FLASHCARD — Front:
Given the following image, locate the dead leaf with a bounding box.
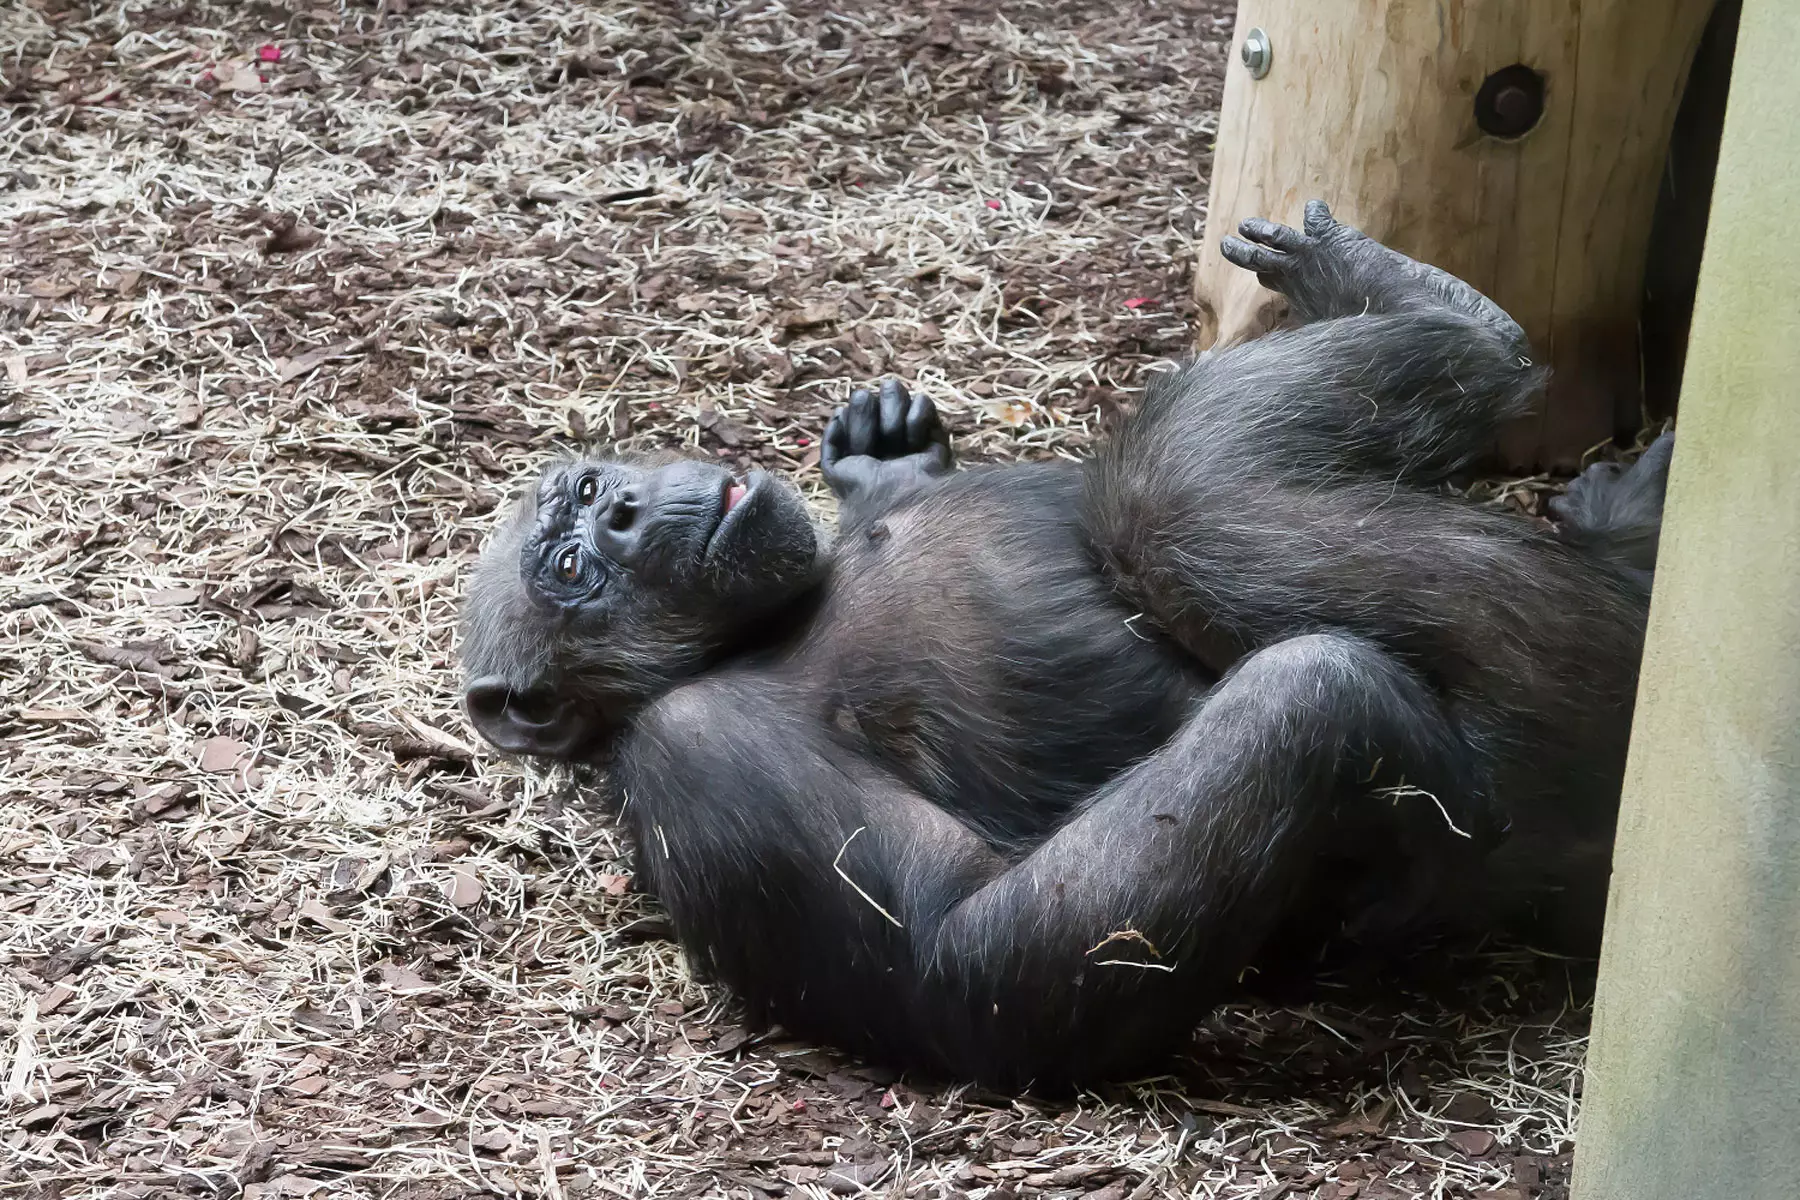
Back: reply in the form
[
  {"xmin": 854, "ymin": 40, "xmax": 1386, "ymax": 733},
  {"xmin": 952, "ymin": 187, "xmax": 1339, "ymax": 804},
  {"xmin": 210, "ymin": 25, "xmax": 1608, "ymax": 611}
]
[
  {"xmin": 140, "ymin": 782, "xmax": 196, "ymax": 816},
  {"xmin": 76, "ymin": 640, "xmax": 192, "ymax": 679},
  {"xmin": 374, "ymin": 1072, "xmax": 415, "ymax": 1089},
  {"xmin": 380, "ymin": 963, "xmax": 432, "ymax": 993},
  {"xmin": 17, "ymin": 1104, "xmax": 65, "ymax": 1128},
  {"xmin": 694, "ymin": 408, "xmax": 746, "ymax": 446},
  {"xmin": 107, "ymin": 405, "xmax": 155, "ymax": 435},
  {"xmin": 3, "ymin": 356, "xmax": 25, "ymax": 384},
  {"xmin": 20, "ymin": 709, "xmax": 94, "ymax": 723},
  {"xmin": 329, "ymin": 854, "xmax": 388, "ymax": 893},
  {"xmin": 598, "ymin": 873, "xmax": 632, "ymax": 897},
  {"xmin": 277, "ymin": 337, "xmax": 372, "ymax": 382},
  {"xmin": 396, "ymin": 712, "xmax": 477, "ymax": 761},
  {"xmin": 824, "ymin": 1162, "xmax": 888, "ymax": 1193},
  {"xmin": 519, "ymin": 1098, "xmax": 581, "ymax": 1117},
  {"xmin": 213, "ymin": 61, "xmax": 266, "ymax": 94},
  {"xmin": 445, "ymin": 865, "xmax": 482, "ymax": 908},
  {"xmin": 144, "ymin": 587, "xmax": 202, "ymax": 607},
  {"xmin": 26, "ymin": 279, "xmax": 75, "ymax": 300},
  {"xmin": 675, "ymin": 291, "xmax": 723, "ymax": 313},
  {"xmin": 1446, "ymin": 1129, "xmax": 1497, "ymax": 1156},
  {"xmin": 294, "ymin": 897, "xmax": 350, "ymax": 935},
  {"xmin": 286, "ymin": 1075, "xmax": 330, "ymax": 1096},
  {"xmin": 779, "ymin": 302, "xmax": 841, "ymax": 330},
  {"xmin": 36, "ymin": 984, "xmax": 76, "ymax": 1015},
  {"xmin": 197, "ymin": 736, "xmax": 252, "ymax": 774}
]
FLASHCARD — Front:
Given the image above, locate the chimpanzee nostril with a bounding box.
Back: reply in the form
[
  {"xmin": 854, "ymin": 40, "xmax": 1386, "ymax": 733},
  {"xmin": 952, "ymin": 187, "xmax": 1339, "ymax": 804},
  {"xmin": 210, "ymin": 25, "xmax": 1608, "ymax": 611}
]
[
  {"xmin": 464, "ymin": 679, "xmax": 513, "ymax": 721},
  {"xmin": 607, "ymin": 494, "xmax": 638, "ymax": 532},
  {"xmin": 509, "ymin": 690, "xmax": 562, "ymax": 723}
]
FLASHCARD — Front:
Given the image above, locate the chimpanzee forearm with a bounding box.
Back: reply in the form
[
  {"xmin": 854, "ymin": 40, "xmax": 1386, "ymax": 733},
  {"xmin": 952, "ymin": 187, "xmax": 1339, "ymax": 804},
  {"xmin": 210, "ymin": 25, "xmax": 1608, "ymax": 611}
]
[{"xmin": 614, "ymin": 634, "xmax": 1490, "ymax": 1088}]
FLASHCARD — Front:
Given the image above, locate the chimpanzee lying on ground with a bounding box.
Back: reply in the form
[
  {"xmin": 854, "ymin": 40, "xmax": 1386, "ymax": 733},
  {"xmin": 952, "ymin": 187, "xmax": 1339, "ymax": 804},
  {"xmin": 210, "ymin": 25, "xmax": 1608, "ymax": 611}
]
[{"xmin": 459, "ymin": 201, "xmax": 1671, "ymax": 1088}]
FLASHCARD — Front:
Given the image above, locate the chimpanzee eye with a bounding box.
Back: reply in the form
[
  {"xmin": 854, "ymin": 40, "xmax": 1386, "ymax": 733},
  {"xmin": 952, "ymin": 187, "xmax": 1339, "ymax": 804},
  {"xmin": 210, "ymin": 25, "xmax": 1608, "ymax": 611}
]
[
  {"xmin": 577, "ymin": 475, "xmax": 599, "ymax": 505},
  {"xmin": 556, "ymin": 546, "xmax": 582, "ymax": 582}
]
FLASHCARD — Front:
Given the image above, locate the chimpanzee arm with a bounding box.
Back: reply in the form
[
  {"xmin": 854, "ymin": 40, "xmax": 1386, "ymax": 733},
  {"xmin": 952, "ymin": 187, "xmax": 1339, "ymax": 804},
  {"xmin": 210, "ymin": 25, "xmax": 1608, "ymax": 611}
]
[
  {"xmin": 821, "ymin": 380, "xmax": 954, "ymax": 530},
  {"xmin": 613, "ymin": 633, "xmax": 1492, "ymax": 1089}
]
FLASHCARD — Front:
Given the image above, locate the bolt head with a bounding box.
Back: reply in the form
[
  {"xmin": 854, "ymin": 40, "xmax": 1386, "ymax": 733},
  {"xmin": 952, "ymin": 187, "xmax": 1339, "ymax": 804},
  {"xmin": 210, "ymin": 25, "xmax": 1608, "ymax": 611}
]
[{"xmin": 1241, "ymin": 28, "xmax": 1272, "ymax": 79}]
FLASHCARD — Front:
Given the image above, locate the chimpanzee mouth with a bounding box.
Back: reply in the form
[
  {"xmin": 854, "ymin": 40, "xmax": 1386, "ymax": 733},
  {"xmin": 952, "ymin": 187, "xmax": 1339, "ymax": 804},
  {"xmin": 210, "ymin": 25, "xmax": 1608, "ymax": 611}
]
[{"xmin": 704, "ymin": 473, "xmax": 756, "ymax": 559}]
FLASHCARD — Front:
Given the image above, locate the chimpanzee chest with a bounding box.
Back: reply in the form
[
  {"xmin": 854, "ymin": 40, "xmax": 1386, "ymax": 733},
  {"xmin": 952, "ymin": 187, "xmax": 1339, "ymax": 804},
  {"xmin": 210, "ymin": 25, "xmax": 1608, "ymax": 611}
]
[{"xmin": 809, "ymin": 472, "xmax": 1207, "ymax": 845}]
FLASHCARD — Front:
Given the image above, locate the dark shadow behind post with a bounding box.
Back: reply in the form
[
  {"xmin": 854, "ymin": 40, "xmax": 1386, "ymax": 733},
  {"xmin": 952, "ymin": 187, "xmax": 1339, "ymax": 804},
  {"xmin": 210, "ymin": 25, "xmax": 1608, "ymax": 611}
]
[{"xmin": 1639, "ymin": 0, "xmax": 1742, "ymax": 427}]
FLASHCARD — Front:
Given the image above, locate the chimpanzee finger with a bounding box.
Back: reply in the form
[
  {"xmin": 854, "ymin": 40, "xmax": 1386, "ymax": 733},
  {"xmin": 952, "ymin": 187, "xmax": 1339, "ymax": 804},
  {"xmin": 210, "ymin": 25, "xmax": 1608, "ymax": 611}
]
[
  {"xmin": 878, "ymin": 379, "xmax": 908, "ymax": 455},
  {"xmin": 905, "ymin": 391, "xmax": 944, "ymax": 452},
  {"xmin": 1302, "ymin": 198, "xmax": 1337, "ymax": 238},
  {"xmin": 1238, "ymin": 215, "xmax": 1309, "ymax": 253},
  {"xmin": 844, "ymin": 388, "xmax": 878, "ymax": 455},
  {"xmin": 914, "ymin": 439, "xmax": 953, "ymax": 473},
  {"xmin": 1220, "ymin": 235, "xmax": 1285, "ymax": 276},
  {"xmin": 821, "ymin": 410, "xmax": 849, "ymax": 468}
]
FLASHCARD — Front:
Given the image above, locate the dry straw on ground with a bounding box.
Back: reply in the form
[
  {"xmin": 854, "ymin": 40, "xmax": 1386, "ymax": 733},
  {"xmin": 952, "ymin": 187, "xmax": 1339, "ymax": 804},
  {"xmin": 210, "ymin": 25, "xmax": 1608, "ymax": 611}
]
[{"xmin": 2, "ymin": 2, "xmax": 1584, "ymax": 1197}]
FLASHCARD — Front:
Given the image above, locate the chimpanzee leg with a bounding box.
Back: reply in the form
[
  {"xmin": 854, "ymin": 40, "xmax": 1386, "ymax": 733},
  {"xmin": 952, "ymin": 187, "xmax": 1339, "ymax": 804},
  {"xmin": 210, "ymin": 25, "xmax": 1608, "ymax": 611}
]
[
  {"xmin": 1183, "ymin": 200, "xmax": 1544, "ymax": 480},
  {"xmin": 617, "ymin": 633, "xmax": 1493, "ymax": 1088},
  {"xmin": 1134, "ymin": 307, "xmax": 1542, "ymax": 481},
  {"xmin": 1083, "ymin": 316, "xmax": 1646, "ymax": 690}
]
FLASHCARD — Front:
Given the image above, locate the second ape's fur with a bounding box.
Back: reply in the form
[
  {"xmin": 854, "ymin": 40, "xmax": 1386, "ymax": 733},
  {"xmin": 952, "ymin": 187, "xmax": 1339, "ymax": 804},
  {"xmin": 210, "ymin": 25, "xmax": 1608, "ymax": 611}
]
[{"xmin": 461, "ymin": 202, "xmax": 1668, "ymax": 1088}]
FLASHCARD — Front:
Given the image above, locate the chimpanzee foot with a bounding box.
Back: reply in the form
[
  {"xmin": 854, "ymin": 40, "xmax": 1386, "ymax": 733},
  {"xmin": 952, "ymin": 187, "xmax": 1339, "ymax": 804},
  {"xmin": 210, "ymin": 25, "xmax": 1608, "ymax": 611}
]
[
  {"xmin": 821, "ymin": 379, "xmax": 953, "ymax": 504},
  {"xmin": 1221, "ymin": 199, "xmax": 1528, "ymax": 352},
  {"xmin": 1550, "ymin": 431, "xmax": 1674, "ymax": 576}
]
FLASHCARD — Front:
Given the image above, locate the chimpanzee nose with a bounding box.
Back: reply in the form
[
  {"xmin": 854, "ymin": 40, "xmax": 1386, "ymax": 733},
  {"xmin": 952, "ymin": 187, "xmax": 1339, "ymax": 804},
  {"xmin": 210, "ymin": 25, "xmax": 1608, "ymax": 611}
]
[
  {"xmin": 603, "ymin": 490, "xmax": 639, "ymax": 533},
  {"xmin": 593, "ymin": 485, "xmax": 647, "ymax": 563}
]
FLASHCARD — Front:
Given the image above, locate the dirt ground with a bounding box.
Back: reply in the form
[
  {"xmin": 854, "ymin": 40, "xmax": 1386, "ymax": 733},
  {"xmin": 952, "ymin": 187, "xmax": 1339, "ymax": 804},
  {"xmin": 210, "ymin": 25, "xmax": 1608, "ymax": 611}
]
[{"xmin": 1, "ymin": 2, "xmax": 1588, "ymax": 1197}]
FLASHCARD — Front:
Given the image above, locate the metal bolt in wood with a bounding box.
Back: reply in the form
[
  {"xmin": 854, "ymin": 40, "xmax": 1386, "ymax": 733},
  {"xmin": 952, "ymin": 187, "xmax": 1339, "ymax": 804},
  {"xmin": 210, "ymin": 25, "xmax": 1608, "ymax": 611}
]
[{"xmin": 1241, "ymin": 28, "xmax": 1272, "ymax": 79}]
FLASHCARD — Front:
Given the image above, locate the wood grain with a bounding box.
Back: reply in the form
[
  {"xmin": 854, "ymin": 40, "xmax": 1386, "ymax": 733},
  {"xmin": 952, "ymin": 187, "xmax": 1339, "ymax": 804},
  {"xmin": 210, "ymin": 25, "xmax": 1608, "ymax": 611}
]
[{"xmin": 1194, "ymin": 0, "xmax": 1716, "ymax": 469}]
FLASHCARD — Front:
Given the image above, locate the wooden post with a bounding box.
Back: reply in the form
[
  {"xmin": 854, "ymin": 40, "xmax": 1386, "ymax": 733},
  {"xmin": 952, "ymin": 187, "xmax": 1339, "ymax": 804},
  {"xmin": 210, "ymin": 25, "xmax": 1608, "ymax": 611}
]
[
  {"xmin": 1194, "ymin": 0, "xmax": 1716, "ymax": 470},
  {"xmin": 1571, "ymin": 2, "xmax": 1800, "ymax": 1197}
]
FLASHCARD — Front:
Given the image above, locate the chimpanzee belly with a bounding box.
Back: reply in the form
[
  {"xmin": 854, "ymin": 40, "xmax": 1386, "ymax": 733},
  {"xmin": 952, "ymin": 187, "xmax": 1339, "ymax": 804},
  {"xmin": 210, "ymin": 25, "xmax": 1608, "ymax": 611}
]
[{"xmin": 799, "ymin": 465, "xmax": 1210, "ymax": 848}]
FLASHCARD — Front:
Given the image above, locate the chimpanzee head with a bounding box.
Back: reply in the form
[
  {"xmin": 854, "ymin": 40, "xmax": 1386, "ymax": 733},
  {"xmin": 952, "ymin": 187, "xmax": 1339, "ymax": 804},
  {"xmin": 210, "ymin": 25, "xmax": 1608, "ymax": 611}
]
[{"xmin": 460, "ymin": 453, "xmax": 821, "ymax": 759}]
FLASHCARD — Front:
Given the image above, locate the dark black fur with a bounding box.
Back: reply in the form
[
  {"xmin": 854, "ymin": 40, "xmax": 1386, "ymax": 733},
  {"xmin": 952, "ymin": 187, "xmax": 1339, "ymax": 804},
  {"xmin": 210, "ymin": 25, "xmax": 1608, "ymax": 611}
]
[{"xmin": 460, "ymin": 202, "xmax": 1669, "ymax": 1089}]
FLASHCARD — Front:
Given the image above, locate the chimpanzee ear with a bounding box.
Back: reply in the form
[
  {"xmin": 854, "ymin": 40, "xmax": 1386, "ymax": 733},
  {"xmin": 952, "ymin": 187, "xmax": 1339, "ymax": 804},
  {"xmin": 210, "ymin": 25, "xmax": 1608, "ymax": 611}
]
[{"xmin": 464, "ymin": 676, "xmax": 593, "ymax": 759}]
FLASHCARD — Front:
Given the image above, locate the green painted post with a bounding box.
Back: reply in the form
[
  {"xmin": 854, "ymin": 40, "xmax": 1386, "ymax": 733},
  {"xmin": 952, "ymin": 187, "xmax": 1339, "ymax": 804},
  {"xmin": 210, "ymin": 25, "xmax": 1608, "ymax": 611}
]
[{"xmin": 1570, "ymin": 2, "xmax": 1800, "ymax": 1197}]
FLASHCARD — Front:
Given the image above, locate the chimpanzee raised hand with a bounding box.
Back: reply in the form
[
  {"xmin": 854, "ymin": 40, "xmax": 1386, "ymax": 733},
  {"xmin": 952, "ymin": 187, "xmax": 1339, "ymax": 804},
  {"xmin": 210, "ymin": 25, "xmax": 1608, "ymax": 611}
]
[
  {"xmin": 460, "ymin": 201, "xmax": 1669, "ymax": 1088},
  {"xmin": 821, "ymin": 378, "xmax": 954, "ymax": 525}
]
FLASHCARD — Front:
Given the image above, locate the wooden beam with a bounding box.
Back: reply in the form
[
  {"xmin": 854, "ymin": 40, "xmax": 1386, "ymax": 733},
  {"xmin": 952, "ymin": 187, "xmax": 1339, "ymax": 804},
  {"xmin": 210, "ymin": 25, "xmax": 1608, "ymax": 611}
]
[
  {"xmin": 1571, "ymin": 2, "xmax": 1800, "ymax": 1197},
  {"xmin": 1193, "ymin": 0, "xmax": 1714, "ymax": 470}
]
